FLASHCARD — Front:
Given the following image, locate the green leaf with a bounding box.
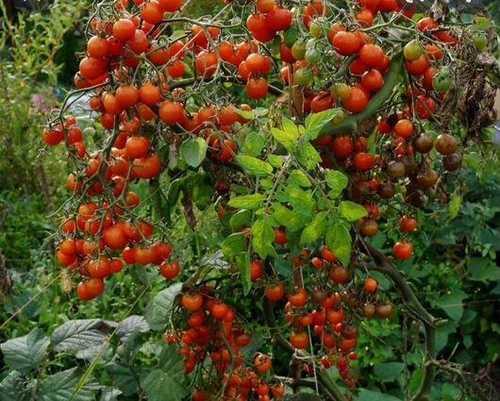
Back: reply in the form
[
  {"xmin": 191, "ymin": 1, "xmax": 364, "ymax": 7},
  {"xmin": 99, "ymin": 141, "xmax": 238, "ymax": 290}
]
[
  {"xmin": 51, "ymin": 319, "xmax": 110, "ymax": 353},
  {"xmin": 356, "ymin": 388, "xmax": 402, "ymax": 401},
  {"xmin": 373, "ymin": 362, "xmax": 404, "ymax": 382},
  {"xmin": 221, "ymin": 233, "xmax": 247, "ymax": 258},
  {"xmin": 100, "ymin": 388, "xmax": 122, "ymax": 401},
  {"xmin": 252, "ymin": 219, "xmax": 275, "ymax": 259},
  {"xmin": 0, "ymin": 371, "xmax": 31, "ymax": 401},
  {"xmin": 105, "ymin": 364, "xmax": 138, "ymax": 396},
  {"xmin": 116, "ymin": 315, "xmax": 150, "ymax": 342},
  {"xmin": 435, "ymin": 320, "xmax": 458, "ymax": 352},
  {"xmin": 144, "ymin": 283, "xmax": 183, "ymax": 331},
  {"xmin": 180, "ymin": 137, "xmax": 208, "ymax": 168},
  {"xmin": 235, "ymin": 154, "xmax": 273, "ymax": 177},
  {"xmin": 273, "ymin": 204, "xmax": 304, "ymax": 232},
  {"xmin": 0, "ymin": 328, "xmax": 49, "ymax": 371},
  {"xmin": 300, "ymin": 212, "xmax": 328, "ymax": 245},
  {"xmin": 141, "ymin": 368, "xmax": 187, "ymax": 401},
  {"xmin": 228, "ymin": 193, "xmax": 265, "ymax": 209},
  {"xmin": 229, "ymin": 209, "xmax": 253, "ymax": 231},
  {"xmin": 448, "ymin": 193, "xmax": 462, "ymax": 219},
  {"xmin": 326, "ymin": 221, "xmax": 352, "ymax": 266},
  {"xmin": 339, "ymin": 201, "xmax": 368, "ymax": 222},
  {"xmin": 235, "ymin": 108, "xmax": 254, "ymax": 120},
  {"xmin": 272, "ymin": 118, "xmax": 299, "ymax": 151},
  {"xmin": 304, "ymin": 108, "xmax": 344, "ymax": 141},
  {"xmin": 325, "ymin": 170, "xmax": 348, "ymax": 198},
  {"xmin": 435, "ymin": 289, "xmax": 467, "ymax": 321},
  {"xmin": 235, "ymin": 253, "xmax": 252, "ymax": 295},
  {"xmin": 442, "ymin": 383, "xmax": 462, "ymax": 401},
  {"xmin": 285, "ymin": 185, "xmax": 315, "ymax": 218},
  {"xmin": 296, "ymin": 142, "xmax": 321, "ymax": 171},
  {"xmin": 268, "ymin": 154, "xmax": 286, "ymax": 168},
  {"xmin": 242, "ymin": 131, "xmax": 266, "ymax": 156},
  {"xmin": 288, "ymin": 169, "xmax": 311, "ymax": 187},
  {"xmin": 38, "ymin": 368, "xmax": 99, "ymax": 401},
  {"xmin": 467, "ymin": 257, "xmax": 500, "ymax": 282}
]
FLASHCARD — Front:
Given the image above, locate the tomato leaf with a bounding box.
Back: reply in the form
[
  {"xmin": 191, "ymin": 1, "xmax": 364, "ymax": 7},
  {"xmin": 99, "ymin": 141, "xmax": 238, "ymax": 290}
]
[
  {"xmin": 0, "ymin": 328, "xmax": 49, "ymax": 372},
  {"xmin": 179, "ymin": 137, "xmax": 208, "ymax": 168},
  {"xmin": 251, "ymin": 219, "xmax": 275, "ymax": 259},
  {"xmin": 227, "ymin": 193, "xmax": 265, "ymax": 209},
  {"xmin": 304, "ymin": 108, "xmax": 344, "ymax": 141},
  {"xmin": 339, "ymin": 201, "xmax": 368, "ymax": 222},
  {"xmin": 144, "ymin": 283, "xmax": 183, "ymax": 331},
  {"xmin": 326, "ymin": 221, "xmax": 352, "ymax": 266},
  {"xmin": 325, "ymin": 170, "xmax": 348, "ymax": 198},
  {"xmin": 300, "ymin": 211, "xmax": 328, "ymax": 245},
  {"xmin": 235, "ymin": 155, "xmax": 273, "ymax": 177},
  {"xmin": 296, "ymin": 142, "xmax": 321, "ymax": 171}
]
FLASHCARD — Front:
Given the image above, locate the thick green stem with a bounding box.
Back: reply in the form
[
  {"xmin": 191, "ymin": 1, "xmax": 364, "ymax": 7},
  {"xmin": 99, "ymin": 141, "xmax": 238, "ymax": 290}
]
[{"xmin": 321, "ymin": 54, "xmax": 404, "ymax": 136}]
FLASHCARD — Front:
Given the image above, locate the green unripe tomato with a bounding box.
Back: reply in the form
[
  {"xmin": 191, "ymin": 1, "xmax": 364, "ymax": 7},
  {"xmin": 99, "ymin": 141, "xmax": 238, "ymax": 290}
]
[
  {"xmin": 305, "ymin": 47, "xmax": 320, "ymax": 64},
  {"xmin": 284, "ymin": 25, "xmax": 299, "ymax": 47},
  {"xmin": 309, "ymin": 21, "xmax": 323, "ymax": 38},
  {"xmin": 403, "ymin": 39, "xmax": 424, "ymax": 61},
  {"xmin": 331, "ymin": 109, "xmax": 346, "ymax": 126},
  {"xmin": 291, "ymin": 39, "xmax": 307, "ymax": 60},
  {"xmin": 433, "ymin": 67, "xmax": 451, "ymax": 92},
  {"xmin": 294, "ymin": 67, "xmax": 313, "ymax": 86},
  {"xmin": 473, "ymin": 32, "xmax": 488, "ymax": 51},
  {"xmin": 332, "ymin": 83, "xmax": 351, "ymax": 101}
]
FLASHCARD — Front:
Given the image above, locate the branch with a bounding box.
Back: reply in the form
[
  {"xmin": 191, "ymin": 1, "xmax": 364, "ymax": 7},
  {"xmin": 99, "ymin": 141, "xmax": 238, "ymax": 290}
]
[{"xmin": 359, "ymin": 238, "xmax": 438, "ymax": 401}]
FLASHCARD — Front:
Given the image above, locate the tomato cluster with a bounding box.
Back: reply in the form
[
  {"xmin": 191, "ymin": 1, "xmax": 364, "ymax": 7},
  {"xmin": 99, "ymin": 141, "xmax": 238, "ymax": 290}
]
[
  {"xmin": 42, "ymin": 0, "xmax": 489, "ymax": 398},
  {"xmin": 166, "ymin": 289, "xmax": 284, "ymax": 401}
]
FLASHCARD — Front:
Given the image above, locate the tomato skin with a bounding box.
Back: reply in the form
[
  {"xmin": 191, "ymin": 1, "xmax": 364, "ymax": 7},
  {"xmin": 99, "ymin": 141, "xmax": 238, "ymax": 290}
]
[
  {"xmin": 363, "ymin": 277, "xmax": 378, "ymax": 293},
  {"xmin": 359, "ymin": 44, "xmax": 385, "ymax": 69},
  {"xmin": 159, "ymin": 101, "xmax": 186, "ymax": 125},
  {"xmin": 290, "ymin": 332, "xmax": 309, "ymax": 349},
  {"xmin": 265, "ymin": 282, "xmax": 285, "ymax": 302},
  {"xmin": 332, "ymin": 31, "xmax": 362, "ymax": 56},
  {"xmin": 113, "ymin": 19, "xmax": 136, "ymax": 42},
  {"xmin": 332, "ymin": 136, "xmax": 353, "ymax": 160},
  {"xmin": 405, "ymin": 55, "xmax": 429, "ymax": 76},
  {"xmin": 343, "ymin": 87, "xmax": 369, "ymax": 113},
  {"xmin": 393, "ymin": 119, "xmax": 414, "ymax": 139},
  {"xmin": 246, "ymin": 78, "xmax": 268, "ymax": 99},
  {"xmin": 181, "ymin": 293, "xmax": 204, "ymax": 311},
  {"xmin": 160, "ymin": 261, "xmax": 181, "ymax": 279},
  {"xmin": 266, "ymin": 7, "xmax": 292, "ymax": 32},
  {"xmin": 360, "ymin": 69, "xmax": 384, "ymax": 92},
  {"xmin": 393, "ymin": 241, "xmax": 414, "ymax": 260},
  {"xmin": 400, "ymin": 216, "xmax": 417, "ymax": 233},
  {"xmin": 250, "ymin": 259, "xmax": 264, "ymax": 281}
]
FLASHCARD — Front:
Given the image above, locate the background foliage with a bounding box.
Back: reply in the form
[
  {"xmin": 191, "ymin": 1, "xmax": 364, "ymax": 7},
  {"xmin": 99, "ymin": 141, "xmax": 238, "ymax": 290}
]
[{"xmin": 0, "ymin": 1, "xmax": 499, "ymax": 401}]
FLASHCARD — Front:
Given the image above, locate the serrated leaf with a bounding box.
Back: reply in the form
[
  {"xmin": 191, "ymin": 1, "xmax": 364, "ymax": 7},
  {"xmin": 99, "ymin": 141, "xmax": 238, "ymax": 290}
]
[
  {"xmin": 273, "ymin": 204, "xmax": 304, "ymax": 232},
  {"xmin": 142, "ymin": 369, "xmax": 187, "ymax": 401},
  {"xmin": 228, "ymin": 193, "xmax": 265, "ymax": 209},
  {"xmin": 252, "ymin": 219, "xmax": 275, "ymax": 259},
  {"xmin": 271, "ymin": 120, "xmax": 299, "ymax": 152},
  {"xmin": 116, "ymin": 315, "xmax": 150, "ymax": 342},
  {"xmin": 105, "ymin": 364, "xmax": 138, "ymax": 396},
  {"xmin": 144, "ymin": 283, "xmax": 183, "ymax": 331},
  {"xmin": 373, "ymin": 362, "xmax": 404, "ymax": 382},
  {"xmin": 38, "ymin": 368, "xmax": 99, "ymax": 401},
  {"xmin": 448, "ymin": 193, "xmax": 462, "ymax": 220},
  {"xmin": 355, "ymin": 389, "xmax": 402, "ymax": 401},
  {"xmin": 229, "ymin": 209, "xmax": 253, "ymax": 231},
  {"xmin": 339, "ymin": 201, "xmax": 368, "ymax": 222},
  {"xmin": 304, "ymin": 108, "xmax": 343, "ymax": 141},
  {"xmin": 288, "ymin": 169, "xmax": 311, "ymax": 187},
  {"xmin": 467, "ymin": 257, "xmax": 500, "ymax": 282},
  {"xmin": 221, "ymin": 233, "xmax": 247, "ymax": 259},
  {"xmin": 268, "ymin": 154, "xmax": 286, "ymax": 168},
  {"xmin": 1, "ymin": 328, "xmax": 49, "ymax": 371},
  {"xmin": 0, "ymin": 371, "xmax": 31, "ymax": 401},
  {"xmin": 180, "ymin": 137, "xmax": 208, "ymax": 168},
  {"xmin": 100, "ymin": 388, "xmax": 122, "ymax": 401},
  {"xmin": 235, "ymin": 155, "xmax": 273, "ymax": 177},
  {"xmin": 435, "ymin": 289, "xmax": 467, "ymax": 321},
  {"xmin": 300, "ymin": 212, "xmax": 328, "ymax": 245},
  {"xmin": 235, "ymin": 108, "xmax": 254, "ymax": 120},
  {"xmin": 325, "ymin": 170, "xmax": 348, "ymax": 198},
  {"xmin": 52, "ymin": 319, "xmax": 110, "ymax": 353},
  {"xmin": 296, "ymin": 142, "xmax": 321, "ymax": 171},
  {"xmin": 326, "ymin": 221, "xmax": 352, "ymax": 266},
  {"xmin": 285, "ymin": 185, "xmax": 315, "ymax": 218},
  {"xmin": 242, "ymin": 131, "xmax": 266, "ymax": 156}
]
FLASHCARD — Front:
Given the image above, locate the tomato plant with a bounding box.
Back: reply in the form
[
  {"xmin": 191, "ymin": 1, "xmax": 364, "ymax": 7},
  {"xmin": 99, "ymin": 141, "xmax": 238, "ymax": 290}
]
[{"xmin": 39, "ymin": 1, "xmax": 499, "ymax": 400}]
